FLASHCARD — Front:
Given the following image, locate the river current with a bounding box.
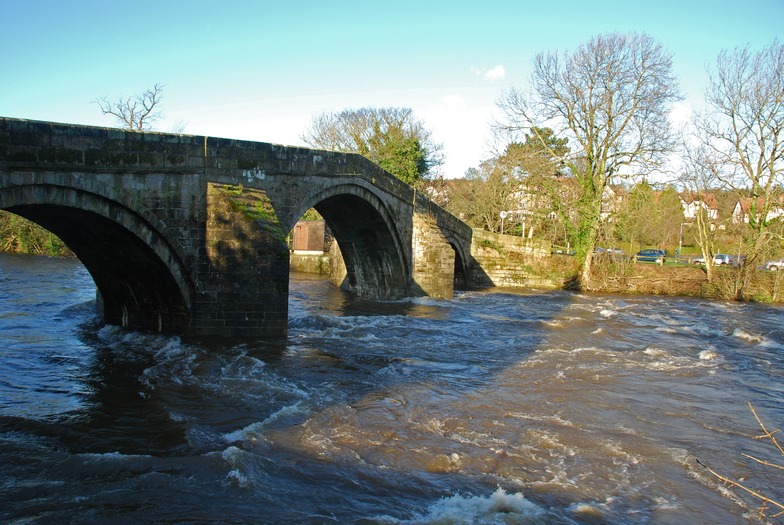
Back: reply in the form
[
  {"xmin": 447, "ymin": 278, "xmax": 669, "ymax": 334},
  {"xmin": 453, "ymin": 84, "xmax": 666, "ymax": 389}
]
[{"xmin": 1, "ymin": 252, "xmax": 782, "ymax": 524}]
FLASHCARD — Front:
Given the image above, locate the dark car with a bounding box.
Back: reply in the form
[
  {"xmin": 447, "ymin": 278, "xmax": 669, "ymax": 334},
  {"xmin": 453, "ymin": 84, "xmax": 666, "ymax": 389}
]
[{"xmin": 635, "ymin": 249, "xmax": 666, "ymax": 263}]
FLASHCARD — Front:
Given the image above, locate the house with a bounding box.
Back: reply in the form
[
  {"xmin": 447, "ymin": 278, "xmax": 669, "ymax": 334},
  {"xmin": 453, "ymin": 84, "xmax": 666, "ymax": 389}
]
[
  {"xmin": 732, "ymin": 196, "xmax": 784, "ymax": 224},
  {"xmin": 681, "ymin": 193, "xmax": 719, "ymax": 222},
  {"xmin": 600, "ymin": 185, "xmax": 622, "ymax": 221}
]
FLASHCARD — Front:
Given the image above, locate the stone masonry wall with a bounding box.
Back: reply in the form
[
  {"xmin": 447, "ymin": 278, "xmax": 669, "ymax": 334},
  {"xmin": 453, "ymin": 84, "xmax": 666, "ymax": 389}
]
[
  {"xmin": 199, "ymin": 183, "xmax": 289, "ymax": 338},
  {"xmin": 411, "ymin": 212, "xmax": 455, "ymax": 299},
  {"xmin": 1, "ymin": 117, "xmax": 476, "ymax": 337},
  {"xmin": 469, "ymin": 229, "xmax": 558, "ymax": 289}
]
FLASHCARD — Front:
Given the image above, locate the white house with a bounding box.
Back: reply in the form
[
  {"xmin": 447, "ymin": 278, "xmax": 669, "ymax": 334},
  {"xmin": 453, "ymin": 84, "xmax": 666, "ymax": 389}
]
[
  {"xmin": 732, "ymin": 196, "xmax": 784, "ymax": 224},
  {"xmin": 681, "ymin": 194, "xmax": 719, "ymax": 222}
]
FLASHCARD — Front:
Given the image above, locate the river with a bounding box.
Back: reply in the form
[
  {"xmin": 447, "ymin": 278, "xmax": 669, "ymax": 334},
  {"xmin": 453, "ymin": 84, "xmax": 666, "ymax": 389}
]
[{"xmin": 1, "ymin": 252, "xmax": 782, "ymax": 524}]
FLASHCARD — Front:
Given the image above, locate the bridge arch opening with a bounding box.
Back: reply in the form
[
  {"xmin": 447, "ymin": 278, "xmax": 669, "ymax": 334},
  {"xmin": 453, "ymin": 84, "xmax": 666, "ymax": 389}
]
[
  {"xmin": 290, "ymin": 190, "xmax": 409, "ymax": 301},
  {"xmin": 0, "ymin": 188, "xmax": 193, "ymax": 333},
  {"xmin": 450, "ymin": 242, "xmax": 468, "ymax": 289}
]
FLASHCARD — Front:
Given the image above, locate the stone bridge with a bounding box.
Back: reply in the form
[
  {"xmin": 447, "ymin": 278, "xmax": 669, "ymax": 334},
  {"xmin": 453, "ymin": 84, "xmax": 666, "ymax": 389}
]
[{"xmin": 0, "ymin": 117, "xmax": 475, "ymax": 339}]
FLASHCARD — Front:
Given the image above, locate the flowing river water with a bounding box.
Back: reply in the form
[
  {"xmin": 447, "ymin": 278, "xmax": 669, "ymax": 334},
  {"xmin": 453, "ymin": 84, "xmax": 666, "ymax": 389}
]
[{"xmin": 1, "ymin": 252, "xmax": 782, "ymax": 524}]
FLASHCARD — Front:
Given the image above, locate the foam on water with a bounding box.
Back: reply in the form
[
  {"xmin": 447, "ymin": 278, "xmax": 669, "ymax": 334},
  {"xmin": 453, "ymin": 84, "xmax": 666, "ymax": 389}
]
[
  {"xmin": 758, "ymin": 337, "xmax": 784, "ymax": 350},
  {"xmin": 699, "ymin": 349, "xmax": 722, "ymax": 361},
  {"xmin": 732, "ymin": 328, "xmax": 766, "ymax": 344},
  {"xmin": 643, "ymin": 347, "xmax": 670, "ymax": 358},
  {"xmin": 376, "ymin": 487, "xmax": 545, "ymax": 524},
  {"xmin": 410, "ymin": 296, "xmax": 446, "ymax": 307},
  {"xmin": 219, "ymin": 445, "xmax": 253, "ymax": 488},
  {"xmin": 219, "ymin": 351, "xmax": 267, "ymax": 378},
  {"xmin": 290, "ymin": 312, "xmax": 397, "ymax": 342},
  {"xmin": 95, "ymin": 323, "xmax": 185, "ymax": 361},
  {"xmin": 223, "ymin": 401, "xmax": 310, "ymax": 444}
]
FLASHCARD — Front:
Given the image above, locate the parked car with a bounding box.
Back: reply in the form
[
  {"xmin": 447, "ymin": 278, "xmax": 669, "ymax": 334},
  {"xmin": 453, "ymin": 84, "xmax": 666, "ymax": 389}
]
[
  {"xmin": 593, "ymin": 247, "xmax": 624, "ymax": 257},
  {"xmin": 765, "ymin": 258, "xmax": 784, "ymax": 271},
  {"xmin": 693, "ymin": 254, "xmax": 734, "ymax": 266},
  {"xmin": 713, "ymin": 254, "xmax": 734, "ymax": 265},
  {"xmin": 635, "ymin": 249, "xmax": 666, "ymax": 263},
  {"xmin": 691, "ymin": 253, "xmax": 732, "ymax": 266}
]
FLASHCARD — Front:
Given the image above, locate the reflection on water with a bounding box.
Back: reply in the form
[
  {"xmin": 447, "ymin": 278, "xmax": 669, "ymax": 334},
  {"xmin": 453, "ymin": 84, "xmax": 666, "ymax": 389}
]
[{"xmin": 0, "ymin": 253, "xmax": 782, "ymax": 524}]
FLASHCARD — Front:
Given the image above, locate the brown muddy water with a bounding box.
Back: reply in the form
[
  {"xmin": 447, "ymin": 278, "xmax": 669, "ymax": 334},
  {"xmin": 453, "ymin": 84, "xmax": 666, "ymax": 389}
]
[{"xmin": 1, "ymin": 253, "xmax": 782, "ymax": 524}]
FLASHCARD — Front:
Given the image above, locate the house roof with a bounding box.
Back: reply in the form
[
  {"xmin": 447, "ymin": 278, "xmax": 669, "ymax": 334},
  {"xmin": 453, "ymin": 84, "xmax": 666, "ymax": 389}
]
[{"xmin": 681, "ymin": 192, "xmax": 719, "ymax": 209}]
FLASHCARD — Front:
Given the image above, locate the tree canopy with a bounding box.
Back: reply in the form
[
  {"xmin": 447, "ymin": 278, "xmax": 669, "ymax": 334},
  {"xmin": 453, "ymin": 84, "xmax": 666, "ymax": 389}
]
[
  {"xmin": 692, "ymin": 39, "xmax": 784, "ymax": 298},
  {"xmin": 497, "ymin": 32, "xmax": 682, "ymax": 286},
  {"xmin": 499, "ymin": 127, "xmax": 569, "ymax": 180},
  {"xmin": 301, "ymin": 107, "xmax": 443, "ymax": 185}
]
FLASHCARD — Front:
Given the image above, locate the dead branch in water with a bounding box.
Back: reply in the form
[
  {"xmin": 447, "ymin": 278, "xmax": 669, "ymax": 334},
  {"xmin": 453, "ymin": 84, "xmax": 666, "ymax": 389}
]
[{"xmin": 698, "ymin": 402, "xmax": 784, "ymax": 520}]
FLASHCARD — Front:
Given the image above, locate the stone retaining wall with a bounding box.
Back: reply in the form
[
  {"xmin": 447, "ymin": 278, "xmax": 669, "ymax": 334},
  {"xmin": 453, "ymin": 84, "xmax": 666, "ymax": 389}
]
[{"xmin": 469, "ymin": 229, "xmax": 559, "ymax": 289}]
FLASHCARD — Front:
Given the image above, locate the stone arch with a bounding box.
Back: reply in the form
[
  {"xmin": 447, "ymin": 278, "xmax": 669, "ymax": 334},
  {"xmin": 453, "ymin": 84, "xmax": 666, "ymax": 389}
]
[
  {"xmin": 439, "ymin": 230, "xmax": 470, "ymax": 289},
  {"xmin": 448, "ymin": 241, "xmax": 468, "ymax": 289},
  {"xmin": 289, "ymin": 183, "xmax": 410, "ymax": 300},
  {"xmin": 0, "ymin": 184, "xmax": 194, "ymax": 333}
]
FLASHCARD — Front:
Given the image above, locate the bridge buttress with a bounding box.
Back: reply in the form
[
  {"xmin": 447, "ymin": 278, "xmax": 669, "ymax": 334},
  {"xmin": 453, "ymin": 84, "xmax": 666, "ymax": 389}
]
[
  {"xmin": 192, "ymin": 183, "xmax": 289, "ymax": 338},
  {"xmin": 410, "ymin": 191, "xmax": 475, "ymax": 298},
  {"xmin": 411, "ymin": 210, "xmax": 455, "ymax": 299}
]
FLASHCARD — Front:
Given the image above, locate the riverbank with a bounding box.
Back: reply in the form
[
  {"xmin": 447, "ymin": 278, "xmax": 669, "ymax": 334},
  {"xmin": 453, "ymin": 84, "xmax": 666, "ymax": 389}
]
[
  {"xmin": 3, "ymin": 211, "xmax": 782, "ymax": 303},
  {"xmin": 290, "ymin": 247, "xmax": 784, "ymax": 304},
  {"xmin": 6, "ymin": 246, "xmax": 784, "ymax": 303},
  {"xmin": 559, "ymin": 255, "xmax": 784, "ymax": 303},
  {"xmin": 0, "ymin": 211, "xmax": 71, "ymax": 257}
]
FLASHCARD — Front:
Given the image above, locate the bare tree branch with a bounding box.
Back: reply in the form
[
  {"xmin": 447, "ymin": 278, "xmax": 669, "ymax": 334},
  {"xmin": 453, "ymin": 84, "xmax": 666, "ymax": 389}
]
[
  {"xmin": 95, "ymin": 83, "xmax": 166, "ymax": 132},
  {"xmin": 692, "ymin": 40, "xmax": 784, "ymax": 299},
  {"xmin": 698, "ymin": 402, "xmax": 784, "ymax": 520}
]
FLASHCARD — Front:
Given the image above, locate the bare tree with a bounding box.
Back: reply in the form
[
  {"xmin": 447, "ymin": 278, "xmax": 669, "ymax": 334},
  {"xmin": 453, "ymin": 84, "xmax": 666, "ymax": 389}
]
[
  {"xmin": 680, "ymin": 138, "xmax": 723, "ymax": 282},
  {"xmin": 698, "ymin": 403, "xmax": 784, "ymax": 521},
  {"xmin": 497, "ymin": 32, "xmax": 682, "ymax": 287},
  {"xmin": 95, "ymin": 83, "xmax": 166, "ymax": 132},
  {"xmin": 694, "ymin": 40, "xmax": 784, "ymax": 299},
  {"xmin": 447, "ymin": 161, "xmax": 517, "ymax": 232}
]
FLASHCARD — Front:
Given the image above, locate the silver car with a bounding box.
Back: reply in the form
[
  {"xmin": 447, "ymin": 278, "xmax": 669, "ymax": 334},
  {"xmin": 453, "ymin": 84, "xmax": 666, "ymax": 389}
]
[
  {"xmin": 713, "ymin": 254, "xmax": 734, "ymax": 266},
  {"xmin": 765, "ymin": 258, "xmax": 784, "ymax": 271},
  {"xmin": 693, "ymin": 254, "xmax": 734, "ymax": 266}
]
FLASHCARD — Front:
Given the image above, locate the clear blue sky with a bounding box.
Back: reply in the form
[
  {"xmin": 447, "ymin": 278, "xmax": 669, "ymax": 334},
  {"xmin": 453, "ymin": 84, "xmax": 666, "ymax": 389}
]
[{"xmin": 2, "ymin": 0, "xmax": 782, "ymax": 178}]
